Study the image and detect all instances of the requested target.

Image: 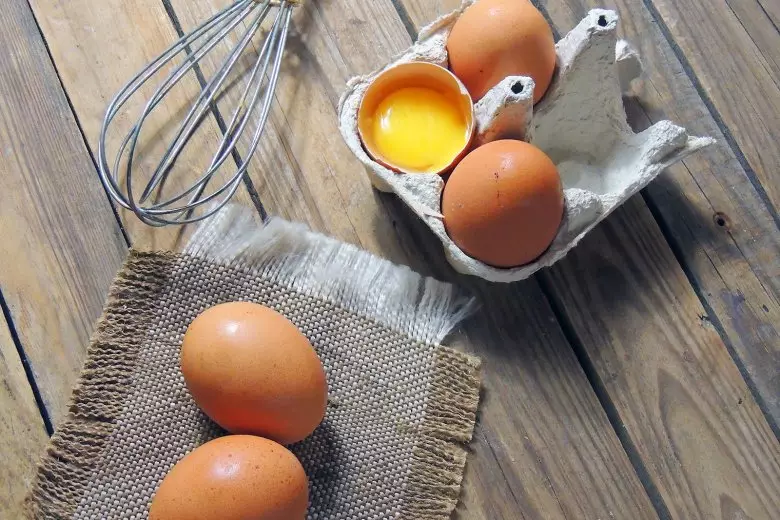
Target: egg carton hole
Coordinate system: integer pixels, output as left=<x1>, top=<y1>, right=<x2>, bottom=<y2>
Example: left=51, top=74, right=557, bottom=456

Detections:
left=338, top=1, right=713, bottom=283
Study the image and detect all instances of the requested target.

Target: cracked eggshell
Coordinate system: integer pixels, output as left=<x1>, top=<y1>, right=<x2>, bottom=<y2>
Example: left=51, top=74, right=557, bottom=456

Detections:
left=356, top=61, right=475, bottom=175
left=337, top=1, right=714, bottom=283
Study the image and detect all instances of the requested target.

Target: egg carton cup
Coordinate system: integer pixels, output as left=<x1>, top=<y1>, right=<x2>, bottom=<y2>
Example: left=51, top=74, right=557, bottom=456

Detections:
left=338, top=3, right=714, bottom=283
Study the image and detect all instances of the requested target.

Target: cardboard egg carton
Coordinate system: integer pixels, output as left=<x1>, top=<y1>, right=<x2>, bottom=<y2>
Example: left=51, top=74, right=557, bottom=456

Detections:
left=338, top=2, right=713, bottom=283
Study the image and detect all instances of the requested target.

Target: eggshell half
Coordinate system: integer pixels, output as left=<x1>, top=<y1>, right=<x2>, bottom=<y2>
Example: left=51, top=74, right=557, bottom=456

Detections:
left=358, top=62, right=475, bottom=175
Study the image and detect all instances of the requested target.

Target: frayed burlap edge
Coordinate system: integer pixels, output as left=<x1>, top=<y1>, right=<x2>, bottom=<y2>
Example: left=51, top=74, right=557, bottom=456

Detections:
left=184, top=205, right=478, bottom=346
left=25, top=251, right=175, bottom=520
left=400, top=347, right=482, bottom=519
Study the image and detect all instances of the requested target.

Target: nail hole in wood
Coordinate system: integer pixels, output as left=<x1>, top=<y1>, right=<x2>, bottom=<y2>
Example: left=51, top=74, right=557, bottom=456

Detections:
left=713, top=212, right=729, bottom=228
left=598, top=15, right=608, bottom=27
left=511, top=82, right=524, bottom=94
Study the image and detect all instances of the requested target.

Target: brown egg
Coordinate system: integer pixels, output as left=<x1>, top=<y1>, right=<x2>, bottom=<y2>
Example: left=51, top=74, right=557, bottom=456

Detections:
left=442, top=140, right=563, bottom=267
left=447, top=0, right=557, bottom=103
left=181, top=302, right=327, bottom=445
left=149, top=435, right=308, bottom=520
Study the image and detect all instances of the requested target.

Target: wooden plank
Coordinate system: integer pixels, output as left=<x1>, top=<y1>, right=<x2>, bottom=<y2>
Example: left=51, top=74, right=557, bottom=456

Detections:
left=537, top=0, right=780, bottom=428
left=724, top=0, right=780, bottom=80
left=26, top=0, right=260, bottom=250
left=399, top=0, right=780, bottom=517
left=757, top=0, right=780, bottom=27
left=0, top=316, right=49, bottom=519
left=0, top=0, right=128, bottom=423
left=545, top=197, right=780, bottom=519
left=534, top=0, right=780, bottom=516
left=647, top=0, right=780, bottom=212
left=163, top=1, right=659, bottom=517
left=1, top=2, right=653, bottom=518
left=20, top=2, right=775, bottom=520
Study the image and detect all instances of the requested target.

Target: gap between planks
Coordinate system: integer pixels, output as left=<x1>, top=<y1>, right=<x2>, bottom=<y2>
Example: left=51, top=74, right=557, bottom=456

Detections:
left=29, top=0, right=263, bottom=251
left=536, top=274, right=675, bottom=520
left=0, top=309, right=49, bottom=518
left=21, top=0, right=133, bottom=248
left=644, top=0, right=780, bottom=216
left=0, top=289, right=53, bottom=436
left=1, top=0, right=129, bottom=426
left=642, top=189, right=780, bottom=438
left=159, top=0, right=269, bottom=221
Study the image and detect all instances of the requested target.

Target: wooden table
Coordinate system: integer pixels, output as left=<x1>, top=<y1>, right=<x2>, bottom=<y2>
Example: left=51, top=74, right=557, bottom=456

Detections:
left=2, top=0, right=779, bottom=518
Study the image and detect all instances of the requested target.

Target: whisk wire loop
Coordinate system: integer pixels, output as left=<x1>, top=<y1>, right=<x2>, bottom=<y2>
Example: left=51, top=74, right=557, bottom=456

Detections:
left=97, top=0, right=298, bottom=226
left=145, top=1, right=287, bottom=216
left=135, top=1, right=265, bottom=203
left=100, top=0, right=250, bottom=209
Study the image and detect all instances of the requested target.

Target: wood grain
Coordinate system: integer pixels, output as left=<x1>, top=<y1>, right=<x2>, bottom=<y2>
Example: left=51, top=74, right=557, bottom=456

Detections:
left=724, top=0, right=780, bottom=80
left=26, top=0, right=259, bottom=250
left=536, top=0, right=780, bottom=516
left=545, top=197, right=780, bottom=519
left=0, top=0, right=128, bottom=423
left=0, top=317, right=49, bottom=519
left=537, top=0, right=780, bottom=432
left=6, top=0, right=778, bottom=518
left=647, top=0, right=780, bottom=212
left=400, top=0, right=780, bottom=517
left=757, top=0, right=780, bottom=27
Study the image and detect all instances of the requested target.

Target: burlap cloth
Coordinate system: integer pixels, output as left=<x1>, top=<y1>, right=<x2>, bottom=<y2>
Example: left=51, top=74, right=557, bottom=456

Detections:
left=27, top=206, right=482, bottom=519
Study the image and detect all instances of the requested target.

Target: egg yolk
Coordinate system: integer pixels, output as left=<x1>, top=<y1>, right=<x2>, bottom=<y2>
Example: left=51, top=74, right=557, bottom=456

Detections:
left=371, top=87, right=468, bottom=173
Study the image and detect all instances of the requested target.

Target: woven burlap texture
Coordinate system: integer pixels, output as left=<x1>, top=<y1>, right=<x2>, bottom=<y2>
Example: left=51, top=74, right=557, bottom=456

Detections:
left=28, top=215, right=481, bottom=520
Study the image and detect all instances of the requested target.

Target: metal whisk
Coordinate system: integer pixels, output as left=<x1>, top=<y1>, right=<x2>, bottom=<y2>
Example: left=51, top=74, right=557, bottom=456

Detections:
left=98, top=0, right=300, bottom=226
